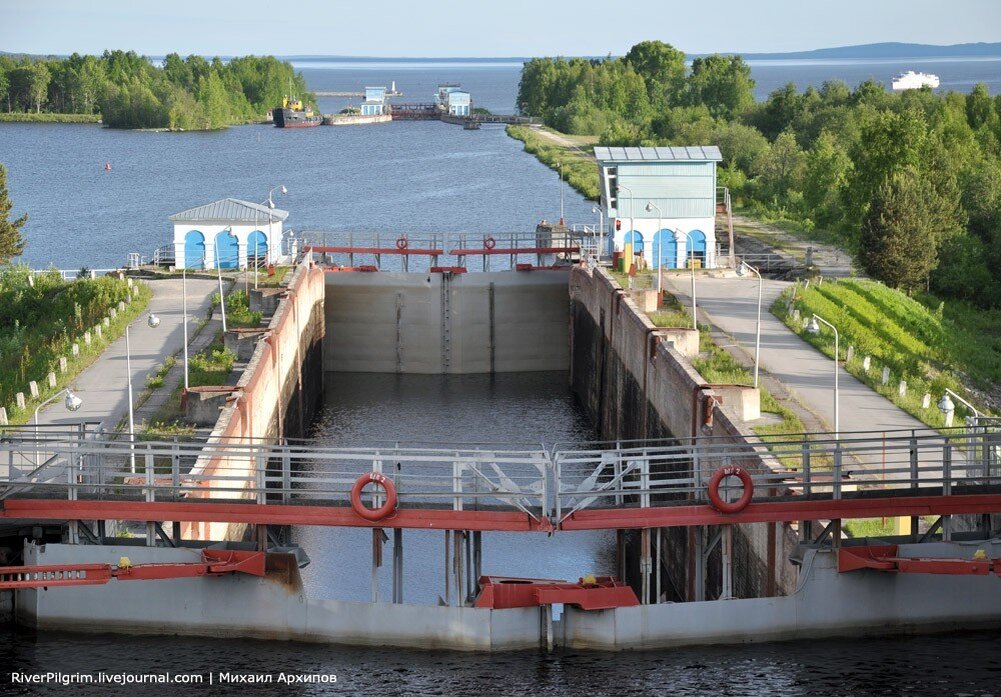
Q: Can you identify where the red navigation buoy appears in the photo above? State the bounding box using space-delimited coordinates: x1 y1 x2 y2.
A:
104 162 112 171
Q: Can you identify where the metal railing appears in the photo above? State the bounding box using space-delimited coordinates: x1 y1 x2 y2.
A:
1 428 998 527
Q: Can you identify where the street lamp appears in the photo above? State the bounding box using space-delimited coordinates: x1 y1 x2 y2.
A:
214 228 230 333
807 314 839 437
126 312 160 473
264 185 288 288
682 231 698 331
938 388 979 428
737 261 762 388
591 204 604 262
33 388 83 465
645 201 663 296
556 162 564 225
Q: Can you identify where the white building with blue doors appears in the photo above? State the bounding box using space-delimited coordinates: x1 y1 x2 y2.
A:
361 86 386 115
446 90 471 116
169 198 289 270
594 146 722 269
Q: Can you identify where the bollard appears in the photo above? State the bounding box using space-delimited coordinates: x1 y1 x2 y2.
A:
72 343 80 357
29 381 39 398
0 407 6 425
922 393 931 409
846 345 854 363
109 307 117 319
15 392 25 410
102 317 110 328
94 325 102 339
59 357 68 373
862 356 871 372
882 366 890 385
898 380 907 397
118 301 126 312
84 331 91 346
47 372 57 389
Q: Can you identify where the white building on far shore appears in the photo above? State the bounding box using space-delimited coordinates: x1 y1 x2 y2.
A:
169 198 289 270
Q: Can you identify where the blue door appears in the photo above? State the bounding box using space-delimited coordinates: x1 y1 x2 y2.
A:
687 229 707 266
247 230 268 265
652 229 677 269
184 230 205 269
215 230 239 269
624 230 644 252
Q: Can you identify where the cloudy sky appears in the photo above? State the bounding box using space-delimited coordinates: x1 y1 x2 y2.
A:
3 0 999 57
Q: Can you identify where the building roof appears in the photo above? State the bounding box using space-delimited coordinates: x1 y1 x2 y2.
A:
169 198 289 223
593 146 722 163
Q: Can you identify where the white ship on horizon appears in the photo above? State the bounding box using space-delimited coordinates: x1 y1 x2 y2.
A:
891 71 940 91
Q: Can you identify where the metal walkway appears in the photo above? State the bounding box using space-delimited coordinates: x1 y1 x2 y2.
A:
2 425 999 535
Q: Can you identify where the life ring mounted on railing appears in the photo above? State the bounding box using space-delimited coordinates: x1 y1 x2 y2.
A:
483 236 497 250
396 236 409 250
707 466 754 514
350 472 398 521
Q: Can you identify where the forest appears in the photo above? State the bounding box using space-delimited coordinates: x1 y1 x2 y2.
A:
0 51 313 130
517 42 1001 308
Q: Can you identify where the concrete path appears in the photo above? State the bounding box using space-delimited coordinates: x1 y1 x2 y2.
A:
664 273 929 439
732 215 858 278
35 277 219 432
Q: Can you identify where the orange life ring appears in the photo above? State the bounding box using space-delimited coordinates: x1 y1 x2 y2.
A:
396 237 409 250
484 236 497 250
350 472 398 521
707 466 754 514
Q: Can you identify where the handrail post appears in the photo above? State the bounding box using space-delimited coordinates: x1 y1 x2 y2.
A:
801 442 812 542
282 444 292 504
832 444 842 548
145 443 155 547
942 442 952 542
910 436 919 542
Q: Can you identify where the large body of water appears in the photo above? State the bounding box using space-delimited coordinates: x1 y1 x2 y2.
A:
4 57 1001 692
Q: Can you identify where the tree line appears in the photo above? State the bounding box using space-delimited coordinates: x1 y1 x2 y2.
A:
0 51 314 130
517 42 1001 308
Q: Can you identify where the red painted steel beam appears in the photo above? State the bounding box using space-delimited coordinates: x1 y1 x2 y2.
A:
0 500 552 532
839 545 1001 577
451 247 580 256
559 494 1001 530
305 246 444 256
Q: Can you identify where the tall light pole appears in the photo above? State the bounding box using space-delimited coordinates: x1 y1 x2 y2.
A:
215 227 230 333
33 388 83 465
807 314 839 438
126 312 161 473
556 162 565 225
182 268 189 390
645 201 663 295
737 261 762 387
683 230 698 331
265 185 288 283
938 387 980 428
591 204 604 262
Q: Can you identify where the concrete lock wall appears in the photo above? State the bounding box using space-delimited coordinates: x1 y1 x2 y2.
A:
568 266 798 600
16 543 540 651
183 263 326 541
323 271 570 374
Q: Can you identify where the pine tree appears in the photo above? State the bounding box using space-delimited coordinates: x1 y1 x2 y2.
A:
0 164 27 264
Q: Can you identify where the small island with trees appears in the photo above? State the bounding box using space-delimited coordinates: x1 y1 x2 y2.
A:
0 51 314 130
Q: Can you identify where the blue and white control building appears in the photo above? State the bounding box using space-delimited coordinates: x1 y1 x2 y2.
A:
170 198 289 270
594 146 723 269
361 86 387 116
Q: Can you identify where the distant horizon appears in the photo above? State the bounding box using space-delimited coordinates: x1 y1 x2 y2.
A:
4 40 1001 63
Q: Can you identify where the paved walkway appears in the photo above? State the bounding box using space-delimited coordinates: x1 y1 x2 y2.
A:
35 277 219 432
664 273 929 440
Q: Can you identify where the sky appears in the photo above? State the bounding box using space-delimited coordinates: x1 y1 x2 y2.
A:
2 0 999 57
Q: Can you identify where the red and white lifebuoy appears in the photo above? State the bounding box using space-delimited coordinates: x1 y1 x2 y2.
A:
395 237 409 250
483 236 497 250
707 466 754 514
350 472 398 521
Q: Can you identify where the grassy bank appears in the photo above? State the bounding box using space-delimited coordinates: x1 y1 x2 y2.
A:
506 125 600 200
774 278 999 427
0 267 152 424
0 112 102 124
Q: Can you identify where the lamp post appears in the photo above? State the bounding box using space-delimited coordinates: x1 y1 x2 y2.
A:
737 261 762 387
645 201 663 296
682 231 698 331
126 313 160 473
215 228 229 333
33 388 83 465
592 204 604 262
556 162 564 225
182 268 189 390
265 185 288 287
807 314 839 437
